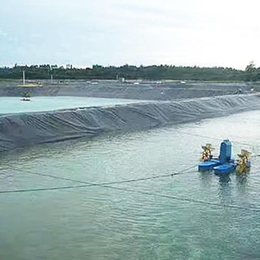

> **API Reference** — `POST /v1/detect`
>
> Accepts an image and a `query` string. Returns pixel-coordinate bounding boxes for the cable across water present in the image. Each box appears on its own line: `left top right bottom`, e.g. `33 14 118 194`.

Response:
1 163 260 212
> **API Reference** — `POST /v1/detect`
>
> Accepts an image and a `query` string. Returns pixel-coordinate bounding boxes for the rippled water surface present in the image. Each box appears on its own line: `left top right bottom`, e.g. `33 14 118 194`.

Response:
1 111 260 260
0 96 141 115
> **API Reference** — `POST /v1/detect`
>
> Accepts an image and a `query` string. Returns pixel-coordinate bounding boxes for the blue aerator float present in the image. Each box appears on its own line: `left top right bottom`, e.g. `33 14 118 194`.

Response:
198 140 251 175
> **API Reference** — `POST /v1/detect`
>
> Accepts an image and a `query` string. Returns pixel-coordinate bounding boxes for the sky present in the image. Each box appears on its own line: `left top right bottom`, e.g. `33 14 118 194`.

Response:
0 0 260 69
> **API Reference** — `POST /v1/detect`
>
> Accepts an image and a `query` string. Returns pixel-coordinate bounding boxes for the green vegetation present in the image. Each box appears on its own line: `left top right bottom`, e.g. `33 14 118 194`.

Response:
0 63 256 81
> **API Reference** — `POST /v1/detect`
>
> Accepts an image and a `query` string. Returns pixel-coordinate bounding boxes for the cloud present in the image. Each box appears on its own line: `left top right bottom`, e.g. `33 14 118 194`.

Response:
1 0 260 68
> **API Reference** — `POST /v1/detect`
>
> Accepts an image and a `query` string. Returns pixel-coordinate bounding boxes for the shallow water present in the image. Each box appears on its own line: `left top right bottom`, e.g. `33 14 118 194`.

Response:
1 111 260 260
0 96 141 115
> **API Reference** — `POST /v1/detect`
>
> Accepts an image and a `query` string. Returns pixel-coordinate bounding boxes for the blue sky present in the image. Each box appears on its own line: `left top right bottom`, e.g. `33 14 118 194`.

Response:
1 0 260 69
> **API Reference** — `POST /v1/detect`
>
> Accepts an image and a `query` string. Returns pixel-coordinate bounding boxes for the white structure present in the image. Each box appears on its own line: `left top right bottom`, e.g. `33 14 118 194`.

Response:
23 70 25 85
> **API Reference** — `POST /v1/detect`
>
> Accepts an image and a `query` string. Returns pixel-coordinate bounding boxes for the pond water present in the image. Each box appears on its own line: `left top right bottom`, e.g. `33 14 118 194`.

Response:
0 96 142 115
1 111 260 260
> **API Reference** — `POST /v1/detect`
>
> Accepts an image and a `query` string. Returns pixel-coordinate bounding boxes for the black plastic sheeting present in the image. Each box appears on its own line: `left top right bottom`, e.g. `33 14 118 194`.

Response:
0 81 252 100
1 94 260 152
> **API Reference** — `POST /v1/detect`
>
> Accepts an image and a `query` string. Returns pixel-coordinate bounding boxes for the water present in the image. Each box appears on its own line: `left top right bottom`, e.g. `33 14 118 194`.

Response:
1 111 260 260
0 96 141 115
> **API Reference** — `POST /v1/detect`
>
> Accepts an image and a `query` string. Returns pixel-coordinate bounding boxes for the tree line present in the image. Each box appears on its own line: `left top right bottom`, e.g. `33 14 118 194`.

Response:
0 63 257 81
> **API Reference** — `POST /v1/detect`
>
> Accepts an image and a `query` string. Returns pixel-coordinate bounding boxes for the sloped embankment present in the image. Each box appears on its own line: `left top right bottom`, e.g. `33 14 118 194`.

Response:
0 82 248 100
0 94 259 152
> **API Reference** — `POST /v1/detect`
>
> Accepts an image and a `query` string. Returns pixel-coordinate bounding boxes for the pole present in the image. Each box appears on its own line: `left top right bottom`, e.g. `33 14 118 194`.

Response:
23 70 25 86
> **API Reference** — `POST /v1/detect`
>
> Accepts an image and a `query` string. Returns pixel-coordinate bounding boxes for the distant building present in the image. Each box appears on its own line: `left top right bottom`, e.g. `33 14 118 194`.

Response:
66 64 72 69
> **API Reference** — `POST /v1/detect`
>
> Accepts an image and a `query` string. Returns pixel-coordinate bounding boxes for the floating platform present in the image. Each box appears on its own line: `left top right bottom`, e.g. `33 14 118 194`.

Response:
198 159 220 171
198 139 251 175
214 164 236 175
21 97 31 102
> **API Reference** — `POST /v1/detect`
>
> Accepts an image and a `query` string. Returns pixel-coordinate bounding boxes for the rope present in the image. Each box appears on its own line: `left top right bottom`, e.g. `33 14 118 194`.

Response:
1 174 260 212
174 129 255 147
1 120 260 212
2 163 197 191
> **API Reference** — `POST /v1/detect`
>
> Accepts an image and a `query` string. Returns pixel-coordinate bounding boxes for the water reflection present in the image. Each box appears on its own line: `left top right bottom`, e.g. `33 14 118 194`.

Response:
198 170 213 187
217 175 232 205
235 174 248 195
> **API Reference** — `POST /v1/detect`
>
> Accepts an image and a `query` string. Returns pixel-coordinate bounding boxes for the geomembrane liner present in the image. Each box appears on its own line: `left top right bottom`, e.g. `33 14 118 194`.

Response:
0 94 260 152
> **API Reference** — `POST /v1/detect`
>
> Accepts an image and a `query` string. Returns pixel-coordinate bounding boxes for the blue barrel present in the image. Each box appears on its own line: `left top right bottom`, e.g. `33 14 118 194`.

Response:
219 140 232 164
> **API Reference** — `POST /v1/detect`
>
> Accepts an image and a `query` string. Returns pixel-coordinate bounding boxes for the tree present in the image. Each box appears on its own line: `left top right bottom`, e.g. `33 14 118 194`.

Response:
245 61 257 81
